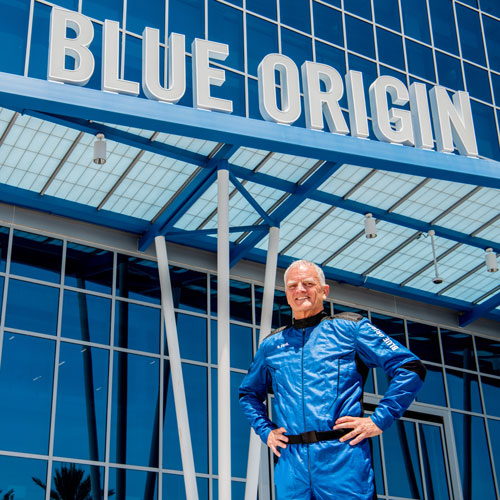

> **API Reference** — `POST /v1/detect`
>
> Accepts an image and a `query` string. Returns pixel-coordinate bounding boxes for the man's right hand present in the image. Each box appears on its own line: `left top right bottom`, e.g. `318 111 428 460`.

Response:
267 427 289 457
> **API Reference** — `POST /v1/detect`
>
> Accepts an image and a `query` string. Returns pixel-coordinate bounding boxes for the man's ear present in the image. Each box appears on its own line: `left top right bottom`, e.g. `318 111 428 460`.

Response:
323 284 330 298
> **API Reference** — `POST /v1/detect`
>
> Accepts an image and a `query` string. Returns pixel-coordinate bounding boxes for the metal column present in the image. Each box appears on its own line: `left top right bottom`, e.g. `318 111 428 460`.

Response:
154 236 199 500
244 226 280 500
217 162 232 500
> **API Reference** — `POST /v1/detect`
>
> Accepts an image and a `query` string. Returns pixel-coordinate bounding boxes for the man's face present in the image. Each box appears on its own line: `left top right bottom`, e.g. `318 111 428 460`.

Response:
285 264 330 319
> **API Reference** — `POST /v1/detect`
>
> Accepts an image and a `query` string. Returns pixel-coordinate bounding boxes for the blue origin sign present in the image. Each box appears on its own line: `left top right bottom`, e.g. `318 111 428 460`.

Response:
47 7 478 157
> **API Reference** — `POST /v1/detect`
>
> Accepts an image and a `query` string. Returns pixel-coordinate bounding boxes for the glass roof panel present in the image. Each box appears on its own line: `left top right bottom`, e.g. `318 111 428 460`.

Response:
0 115 81 192
317 164 373 198
175 183 219 231
0 108 16 135
474 220 500 241
257 152 320 183
154 132 218 156
392 179 475 223
347 170 426 210
441 271 500 303
229 147 270 170
103 154 200 220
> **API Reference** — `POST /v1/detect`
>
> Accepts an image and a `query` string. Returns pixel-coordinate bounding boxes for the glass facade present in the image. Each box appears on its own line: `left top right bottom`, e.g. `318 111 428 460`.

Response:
0 225 498 499
1 0 500 159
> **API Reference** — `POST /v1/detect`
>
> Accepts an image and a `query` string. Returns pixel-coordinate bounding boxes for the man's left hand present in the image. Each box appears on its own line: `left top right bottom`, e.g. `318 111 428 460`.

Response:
333 416 382 446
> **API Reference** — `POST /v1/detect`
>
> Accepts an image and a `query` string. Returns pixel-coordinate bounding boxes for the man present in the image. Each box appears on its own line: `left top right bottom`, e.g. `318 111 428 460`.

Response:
239 260 426 499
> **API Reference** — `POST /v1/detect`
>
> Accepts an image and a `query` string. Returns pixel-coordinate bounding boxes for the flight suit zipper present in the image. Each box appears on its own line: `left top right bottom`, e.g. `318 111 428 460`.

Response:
302 327 313 490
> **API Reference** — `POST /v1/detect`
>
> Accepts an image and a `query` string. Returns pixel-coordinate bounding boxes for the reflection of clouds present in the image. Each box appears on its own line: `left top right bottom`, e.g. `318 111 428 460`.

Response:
8 335 15 340
32 376 42 381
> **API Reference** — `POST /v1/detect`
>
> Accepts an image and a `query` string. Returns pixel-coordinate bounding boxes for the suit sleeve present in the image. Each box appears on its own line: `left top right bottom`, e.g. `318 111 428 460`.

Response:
354 318 426 431
239 344 277 443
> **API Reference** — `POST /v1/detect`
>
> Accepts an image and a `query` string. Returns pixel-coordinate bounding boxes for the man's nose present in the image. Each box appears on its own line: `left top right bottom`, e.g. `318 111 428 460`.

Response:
296 282 307 292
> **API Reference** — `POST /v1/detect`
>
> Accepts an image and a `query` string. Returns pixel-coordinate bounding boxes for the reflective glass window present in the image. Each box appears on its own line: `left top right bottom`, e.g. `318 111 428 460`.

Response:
345 15 375 59
401 0 431 44
124 34 143 97
313 3 343 47
446 368 482 413
481 375 500 417
383 419 424 499
219 69 246 117
370 312 406 346
459 0 478 6
246 0 276 19
0 334 54 454
281 27 313 70
364 367 375 393
491 73 500 107
419 423 450 500
435 51 464 91
0 0 29 75
407 321 440 363
315 42 346 88
169 266 207 314
246 14 278 76
177 313 207 362
428 0 459 55
464 62 492 102
440 329 476 370
116 255 160 304
373 0 400 32
126 0 164 36
333 304 367 317
163 474 209 500
0 455 47 500
371 434 385 494
208 0 244 71
54 343 108 461
255 287 292 328
48 462 106 499
405 40 435 82
65 243 113 294
110 352 159 466
169 0 204 50
376 28 405 71
109 467 157 499
211 277 252 323
82 0 122 22
0 226 8 273
470 101 500 160
416 363 446 406
164 363 208 473
456 4 486 66
481 0 500 18
86 21 103 91
475 336 500 376
6 279 59 335
280 0 311 33
28 2 51 80
345 0 371 20
62 290 111 345
452 413 496 500
488 418 500 491
10 230 62 283
115 300 161 354
348 54 377 109
211 321 252 369
316 0 341 7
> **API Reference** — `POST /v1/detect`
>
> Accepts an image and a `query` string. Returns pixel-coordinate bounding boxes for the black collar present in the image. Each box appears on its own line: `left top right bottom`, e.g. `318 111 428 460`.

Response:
292 310 329 330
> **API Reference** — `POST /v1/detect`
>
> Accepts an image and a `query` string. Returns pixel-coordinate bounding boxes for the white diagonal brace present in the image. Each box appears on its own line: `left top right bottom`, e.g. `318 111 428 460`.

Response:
244 226 280 500
154 236 199 500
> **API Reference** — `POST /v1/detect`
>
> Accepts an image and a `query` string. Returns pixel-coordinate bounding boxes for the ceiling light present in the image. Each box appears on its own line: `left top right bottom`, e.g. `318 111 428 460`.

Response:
93 133 106 164
364 213 377 238
485 248 498 273
428 230 444 284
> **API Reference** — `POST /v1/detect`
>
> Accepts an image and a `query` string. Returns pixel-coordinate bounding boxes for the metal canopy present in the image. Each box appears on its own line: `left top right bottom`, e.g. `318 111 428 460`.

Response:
0 72 499 325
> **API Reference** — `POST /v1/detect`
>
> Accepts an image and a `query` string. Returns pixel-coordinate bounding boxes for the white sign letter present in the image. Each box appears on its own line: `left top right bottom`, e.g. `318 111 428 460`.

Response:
258 54 301 125
102 20 140 95
301 61 349 134
369 75 414 146
48 7 94 86
142 30 186 103
409 82 434 150
429 86 478 157
346 70 369 138
192 39 233 113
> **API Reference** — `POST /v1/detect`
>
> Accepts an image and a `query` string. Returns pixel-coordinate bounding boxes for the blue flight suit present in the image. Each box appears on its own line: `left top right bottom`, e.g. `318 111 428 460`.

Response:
239 311 426 499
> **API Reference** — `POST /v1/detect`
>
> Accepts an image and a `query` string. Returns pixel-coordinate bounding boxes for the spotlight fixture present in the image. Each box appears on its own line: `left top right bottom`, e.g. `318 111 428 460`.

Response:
428 230 444 284
93 133 106 165
485 248 498 273
364 213 377 239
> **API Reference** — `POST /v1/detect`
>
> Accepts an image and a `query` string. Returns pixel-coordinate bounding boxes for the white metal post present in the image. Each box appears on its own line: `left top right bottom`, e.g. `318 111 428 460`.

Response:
244 226 280 500
217 164 232 500
154 236 199 500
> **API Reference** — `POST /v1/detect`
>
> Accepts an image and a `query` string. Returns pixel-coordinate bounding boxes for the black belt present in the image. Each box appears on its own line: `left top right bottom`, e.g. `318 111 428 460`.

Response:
286 428 350 445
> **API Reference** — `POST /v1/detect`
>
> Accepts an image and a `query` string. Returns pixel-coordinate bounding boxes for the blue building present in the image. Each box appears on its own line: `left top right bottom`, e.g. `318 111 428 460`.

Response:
0 0 499 499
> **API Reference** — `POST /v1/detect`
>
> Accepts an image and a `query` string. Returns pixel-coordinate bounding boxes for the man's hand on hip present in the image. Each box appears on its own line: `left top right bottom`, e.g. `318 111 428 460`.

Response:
333 416 382 446
267 427 289 457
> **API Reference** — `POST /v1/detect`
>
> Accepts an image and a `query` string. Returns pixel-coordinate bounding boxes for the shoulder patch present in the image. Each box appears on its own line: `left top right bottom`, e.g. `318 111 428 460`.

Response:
265 324 290 339
330 312 364 322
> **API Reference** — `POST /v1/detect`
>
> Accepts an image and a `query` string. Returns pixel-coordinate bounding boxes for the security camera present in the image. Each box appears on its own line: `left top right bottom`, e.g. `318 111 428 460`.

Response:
432 276 444 285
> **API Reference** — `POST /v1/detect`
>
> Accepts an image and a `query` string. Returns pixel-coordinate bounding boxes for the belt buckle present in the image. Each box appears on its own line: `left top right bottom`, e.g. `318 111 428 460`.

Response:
301 430 317 444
